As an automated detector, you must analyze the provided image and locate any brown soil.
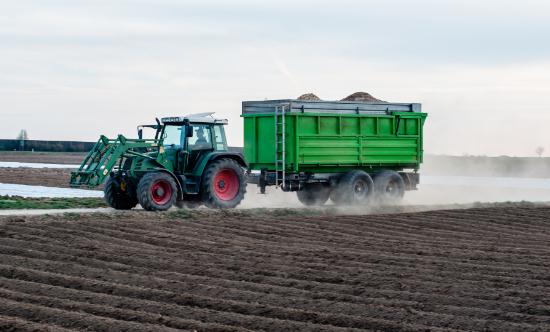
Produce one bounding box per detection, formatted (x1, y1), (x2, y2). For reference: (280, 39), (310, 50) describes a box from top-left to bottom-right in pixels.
(0, 152), (86, 164)
(341, 92), (384, 102)
(1, 206), (550, 331)
(0, 168), (73, 188)
(297, 93), (322, 101)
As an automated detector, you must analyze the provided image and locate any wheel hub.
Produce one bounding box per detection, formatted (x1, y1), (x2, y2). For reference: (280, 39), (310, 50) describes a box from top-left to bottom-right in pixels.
(151, 180), (172, 205)
(354, 180), (368, 198)
(213, 169), (239, 201)
(386, 181), (397, 196)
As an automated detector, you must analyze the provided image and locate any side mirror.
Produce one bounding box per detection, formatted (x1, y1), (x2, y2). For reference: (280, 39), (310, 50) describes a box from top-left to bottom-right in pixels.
(137, 128), (143, 139)
(185, 126), (194, 137)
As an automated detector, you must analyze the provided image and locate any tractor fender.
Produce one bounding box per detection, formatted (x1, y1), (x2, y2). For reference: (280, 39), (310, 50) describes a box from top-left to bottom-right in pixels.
(193, 152), (247, 174)
(192, 152), (247, 188)
(152, 168), (185, 200)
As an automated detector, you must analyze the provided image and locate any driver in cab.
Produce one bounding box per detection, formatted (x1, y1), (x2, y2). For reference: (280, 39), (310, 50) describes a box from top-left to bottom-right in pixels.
(191, 127), (212, 150)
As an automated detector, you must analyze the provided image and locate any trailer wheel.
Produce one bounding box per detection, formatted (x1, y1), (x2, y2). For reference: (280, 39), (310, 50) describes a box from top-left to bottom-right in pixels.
(332, 170), (374, 205)
(296, 183), (330, 206)
(374, 171), (405, 203)
(104, 177), (138, 210)
(202, 158), (246, 209)
(137, 172), (178, 211)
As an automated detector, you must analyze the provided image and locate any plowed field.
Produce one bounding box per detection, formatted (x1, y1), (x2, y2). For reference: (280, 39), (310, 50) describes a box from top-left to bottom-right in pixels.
(0, 167), (72, 188)
(1, 206), (550, 331)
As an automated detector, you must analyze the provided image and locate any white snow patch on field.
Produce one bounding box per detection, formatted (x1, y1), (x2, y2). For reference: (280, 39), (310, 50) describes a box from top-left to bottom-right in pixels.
(0, 183), (103, 198)
(0, 162), (79, 169)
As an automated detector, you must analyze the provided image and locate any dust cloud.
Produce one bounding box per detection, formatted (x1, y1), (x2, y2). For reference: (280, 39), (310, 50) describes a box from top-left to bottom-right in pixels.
(239, 156), (550, 210)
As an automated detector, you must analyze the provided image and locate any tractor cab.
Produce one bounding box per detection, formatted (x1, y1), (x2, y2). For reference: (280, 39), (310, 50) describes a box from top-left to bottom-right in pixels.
(159, 113), (229, 174)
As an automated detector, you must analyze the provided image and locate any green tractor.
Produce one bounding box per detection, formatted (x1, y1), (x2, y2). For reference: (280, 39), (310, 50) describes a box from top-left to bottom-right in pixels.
(70, 113), (247, 211)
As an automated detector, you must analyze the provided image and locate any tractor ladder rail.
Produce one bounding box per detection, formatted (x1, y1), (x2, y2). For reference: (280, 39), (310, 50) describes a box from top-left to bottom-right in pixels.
(274, 105), (286, 189)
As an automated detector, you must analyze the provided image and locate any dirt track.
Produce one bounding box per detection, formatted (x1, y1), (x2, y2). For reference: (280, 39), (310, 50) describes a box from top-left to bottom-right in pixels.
(1, 206), (550, 331)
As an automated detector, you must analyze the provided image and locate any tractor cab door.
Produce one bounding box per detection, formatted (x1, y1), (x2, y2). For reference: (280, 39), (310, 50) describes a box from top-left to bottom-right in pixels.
(161, 124), (185, 172)
(184, 124), (214, 172)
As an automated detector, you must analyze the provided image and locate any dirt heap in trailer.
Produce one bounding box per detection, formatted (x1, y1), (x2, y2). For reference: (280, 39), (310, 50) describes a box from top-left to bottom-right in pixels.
(341, 91), (384, 102)
(297, 93), (322, 101)
(296, 92), (384, 102)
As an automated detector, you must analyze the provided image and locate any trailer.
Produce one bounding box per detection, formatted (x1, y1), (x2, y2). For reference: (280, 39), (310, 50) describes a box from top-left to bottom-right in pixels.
(242, 99), (427, 205)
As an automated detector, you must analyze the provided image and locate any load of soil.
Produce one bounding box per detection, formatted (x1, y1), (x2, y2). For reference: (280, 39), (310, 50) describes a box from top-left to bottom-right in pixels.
(297, 93), (322, 101)
(1, 206), (550, 331)
(341, 92), (384, 102)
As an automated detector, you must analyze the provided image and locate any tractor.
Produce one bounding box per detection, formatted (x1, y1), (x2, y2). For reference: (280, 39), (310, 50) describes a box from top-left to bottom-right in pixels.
(70, 113), (247, 211)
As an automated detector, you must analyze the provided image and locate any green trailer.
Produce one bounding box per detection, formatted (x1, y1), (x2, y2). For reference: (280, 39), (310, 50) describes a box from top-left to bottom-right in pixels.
(242, 99), (427, 205)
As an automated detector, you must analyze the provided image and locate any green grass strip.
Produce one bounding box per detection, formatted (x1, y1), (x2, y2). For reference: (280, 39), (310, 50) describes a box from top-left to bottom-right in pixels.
(0, 196), (107, 210)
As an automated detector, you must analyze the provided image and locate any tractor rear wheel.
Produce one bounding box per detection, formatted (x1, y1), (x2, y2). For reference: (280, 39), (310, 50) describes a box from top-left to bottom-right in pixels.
(332, 170), (374, 205)
(137, 172), (178, 211)
(373, 170), (405, 204)
(201, 158), (246, 209)
(104, 177), (138, 210)
(296, 183), (330, 206)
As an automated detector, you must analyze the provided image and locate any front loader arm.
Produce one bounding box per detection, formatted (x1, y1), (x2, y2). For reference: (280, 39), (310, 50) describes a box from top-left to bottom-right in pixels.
(70, 134), (162, 188)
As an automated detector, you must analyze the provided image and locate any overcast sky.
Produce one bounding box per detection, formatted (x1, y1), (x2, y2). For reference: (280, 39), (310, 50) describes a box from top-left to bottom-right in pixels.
(1, 0), (550, 156)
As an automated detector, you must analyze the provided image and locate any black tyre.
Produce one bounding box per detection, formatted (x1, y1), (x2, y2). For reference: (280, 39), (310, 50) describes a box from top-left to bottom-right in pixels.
(201, 158), (246, 209)
(137, 172), (178, 211)
(296, 183), (330, 206)
(332, 170), (374, 205)
(374, 170), (405, 203)
(104, 177), (138, 210)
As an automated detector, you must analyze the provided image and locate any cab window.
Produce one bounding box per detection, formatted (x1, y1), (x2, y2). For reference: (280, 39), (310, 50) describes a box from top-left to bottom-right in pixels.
(163, 125), (182, 147)
(213, 125), (227, 151)
(188, 124), (212, 150)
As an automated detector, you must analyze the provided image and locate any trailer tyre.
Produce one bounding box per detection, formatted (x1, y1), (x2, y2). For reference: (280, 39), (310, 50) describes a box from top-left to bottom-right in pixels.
(333, 170), (374, 205)
(202, 158), (246, 209)
(104, 177), (138, 210)
(296, 183), (330, 206)
(374, 171), (405, 203)
(137, 172), (178, 211)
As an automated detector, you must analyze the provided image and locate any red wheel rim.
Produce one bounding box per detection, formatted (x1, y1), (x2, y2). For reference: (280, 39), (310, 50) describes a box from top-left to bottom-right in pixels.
(213, 169), (239, 201)
(151, 180), (172, 205)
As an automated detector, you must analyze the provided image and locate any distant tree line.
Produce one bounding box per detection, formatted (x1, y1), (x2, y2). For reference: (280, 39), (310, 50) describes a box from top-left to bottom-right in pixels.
(0, 139), (95, 152)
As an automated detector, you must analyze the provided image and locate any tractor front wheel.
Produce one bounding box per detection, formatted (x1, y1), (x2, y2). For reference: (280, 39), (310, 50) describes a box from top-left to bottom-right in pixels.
(104, 177), (138, 210)
(202, 158), (246, 209)
(137, 172), (178, 211)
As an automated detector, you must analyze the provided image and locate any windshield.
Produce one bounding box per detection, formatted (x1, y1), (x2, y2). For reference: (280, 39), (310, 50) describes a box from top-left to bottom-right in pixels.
(162, 125), (183, 147)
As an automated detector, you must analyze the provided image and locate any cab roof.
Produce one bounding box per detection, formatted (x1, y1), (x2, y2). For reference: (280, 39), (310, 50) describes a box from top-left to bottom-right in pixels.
(161, 112), (228, 125)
